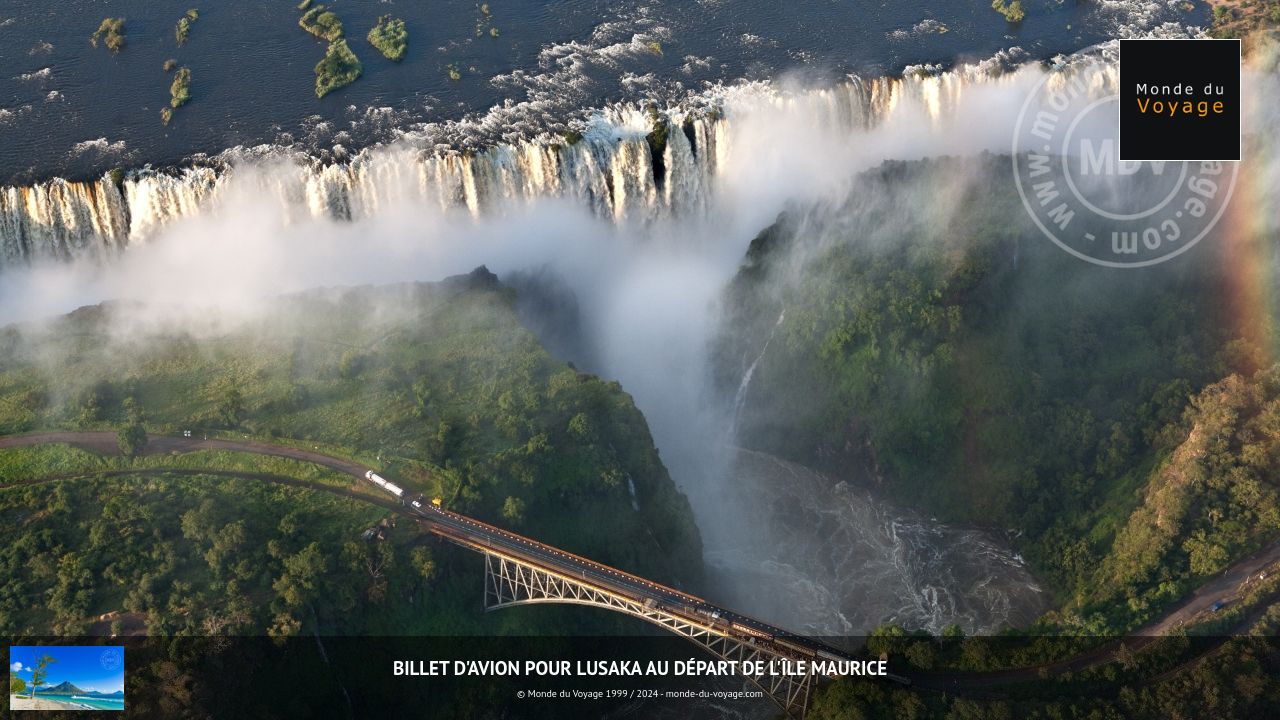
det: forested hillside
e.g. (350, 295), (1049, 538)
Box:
(0, 268), (702, 640)
(715, 155), (1277, 628)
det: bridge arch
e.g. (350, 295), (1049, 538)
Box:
(483, 551), (815, 719)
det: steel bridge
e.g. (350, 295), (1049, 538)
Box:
(409, 498), (885, 719)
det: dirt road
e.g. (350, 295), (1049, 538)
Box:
(0, 430), (368, 477)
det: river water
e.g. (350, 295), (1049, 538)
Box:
(707, 449), (1046, 636)
(0, 0), (1198, 184)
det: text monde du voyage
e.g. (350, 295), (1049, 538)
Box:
(393, 659), (891, 677)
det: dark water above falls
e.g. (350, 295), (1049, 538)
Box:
(0, 0), (1199, 183)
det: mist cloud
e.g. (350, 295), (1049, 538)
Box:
(1, 46), (1275, 633)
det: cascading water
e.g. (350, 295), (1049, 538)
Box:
(0, 53), (1130, 639)
(0, 106), (726, 264)
(0, 55), (1120, 267)
(729, 308), (784, 437)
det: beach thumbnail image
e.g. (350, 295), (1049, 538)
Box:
(8, 646), (124, 711)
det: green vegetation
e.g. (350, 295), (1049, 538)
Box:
(299, 5), (344, 42)
(368, 15), (408, 61)
(447, 63), (462, 81)
(117, 422), (147, 458)
(169, 67), (192, 108)
(645, 106), (670, 158)
(0, 472), (386, 636)
(314, 39), (362, 98)
(725, 158), (1280, 717)
(297, 0), (312, 10)
(9, 671), (24, 695)
(810, 616), (1280, 718)
(163, 58), (178, 72)
(1093, 369), (1280, 619)
(30, 654), (53, 699)
(163, 64), (192, 124)
(89, 18), (126, 53)
(296, 3), (361, 98)
(175, 9), (199, 46)
(0, 270), (702, 638)
(992, 0), (1026, 23)
(717, 156), (1278, 632)
(1208, 0), (1280, 38)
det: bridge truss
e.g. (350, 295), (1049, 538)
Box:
(482, 551), (815, 719)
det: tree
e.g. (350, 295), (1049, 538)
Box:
(9, 671), (25, 695)
(77, 381), (114, 426)
(904, 640), (936, 670)
(273, 543), (328, 608)
(338, 351), (362, 379)
(30, 653), (55, 699)
(217, 386), (244, 427)
(409, 546), (436, 584)
(118, 422), (148, 458)
(501, 496), (526, 525)
(568, 412), (593, 440)
(286, 384), (309, 411)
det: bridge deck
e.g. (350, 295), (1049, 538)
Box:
(410, 500), (850, 663)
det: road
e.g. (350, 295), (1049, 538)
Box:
(1138, 537), (1278, 636)
(907, 534), (1280, 691)
(0, 430), (368, 476)
(3, 430), (1279, 692)
(0, 431), (850, 667)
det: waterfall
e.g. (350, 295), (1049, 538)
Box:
(0, 56), (1120, 268)
(730, 309), (785, 438)
(0, 177), (130, 262)
(626, 476), (640, 512)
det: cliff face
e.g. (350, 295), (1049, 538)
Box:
(712, 155), (1270, 625)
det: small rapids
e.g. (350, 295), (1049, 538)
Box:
(701, 449), (1047, 637)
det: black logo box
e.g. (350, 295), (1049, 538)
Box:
(1119, 38), (1241, 162)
